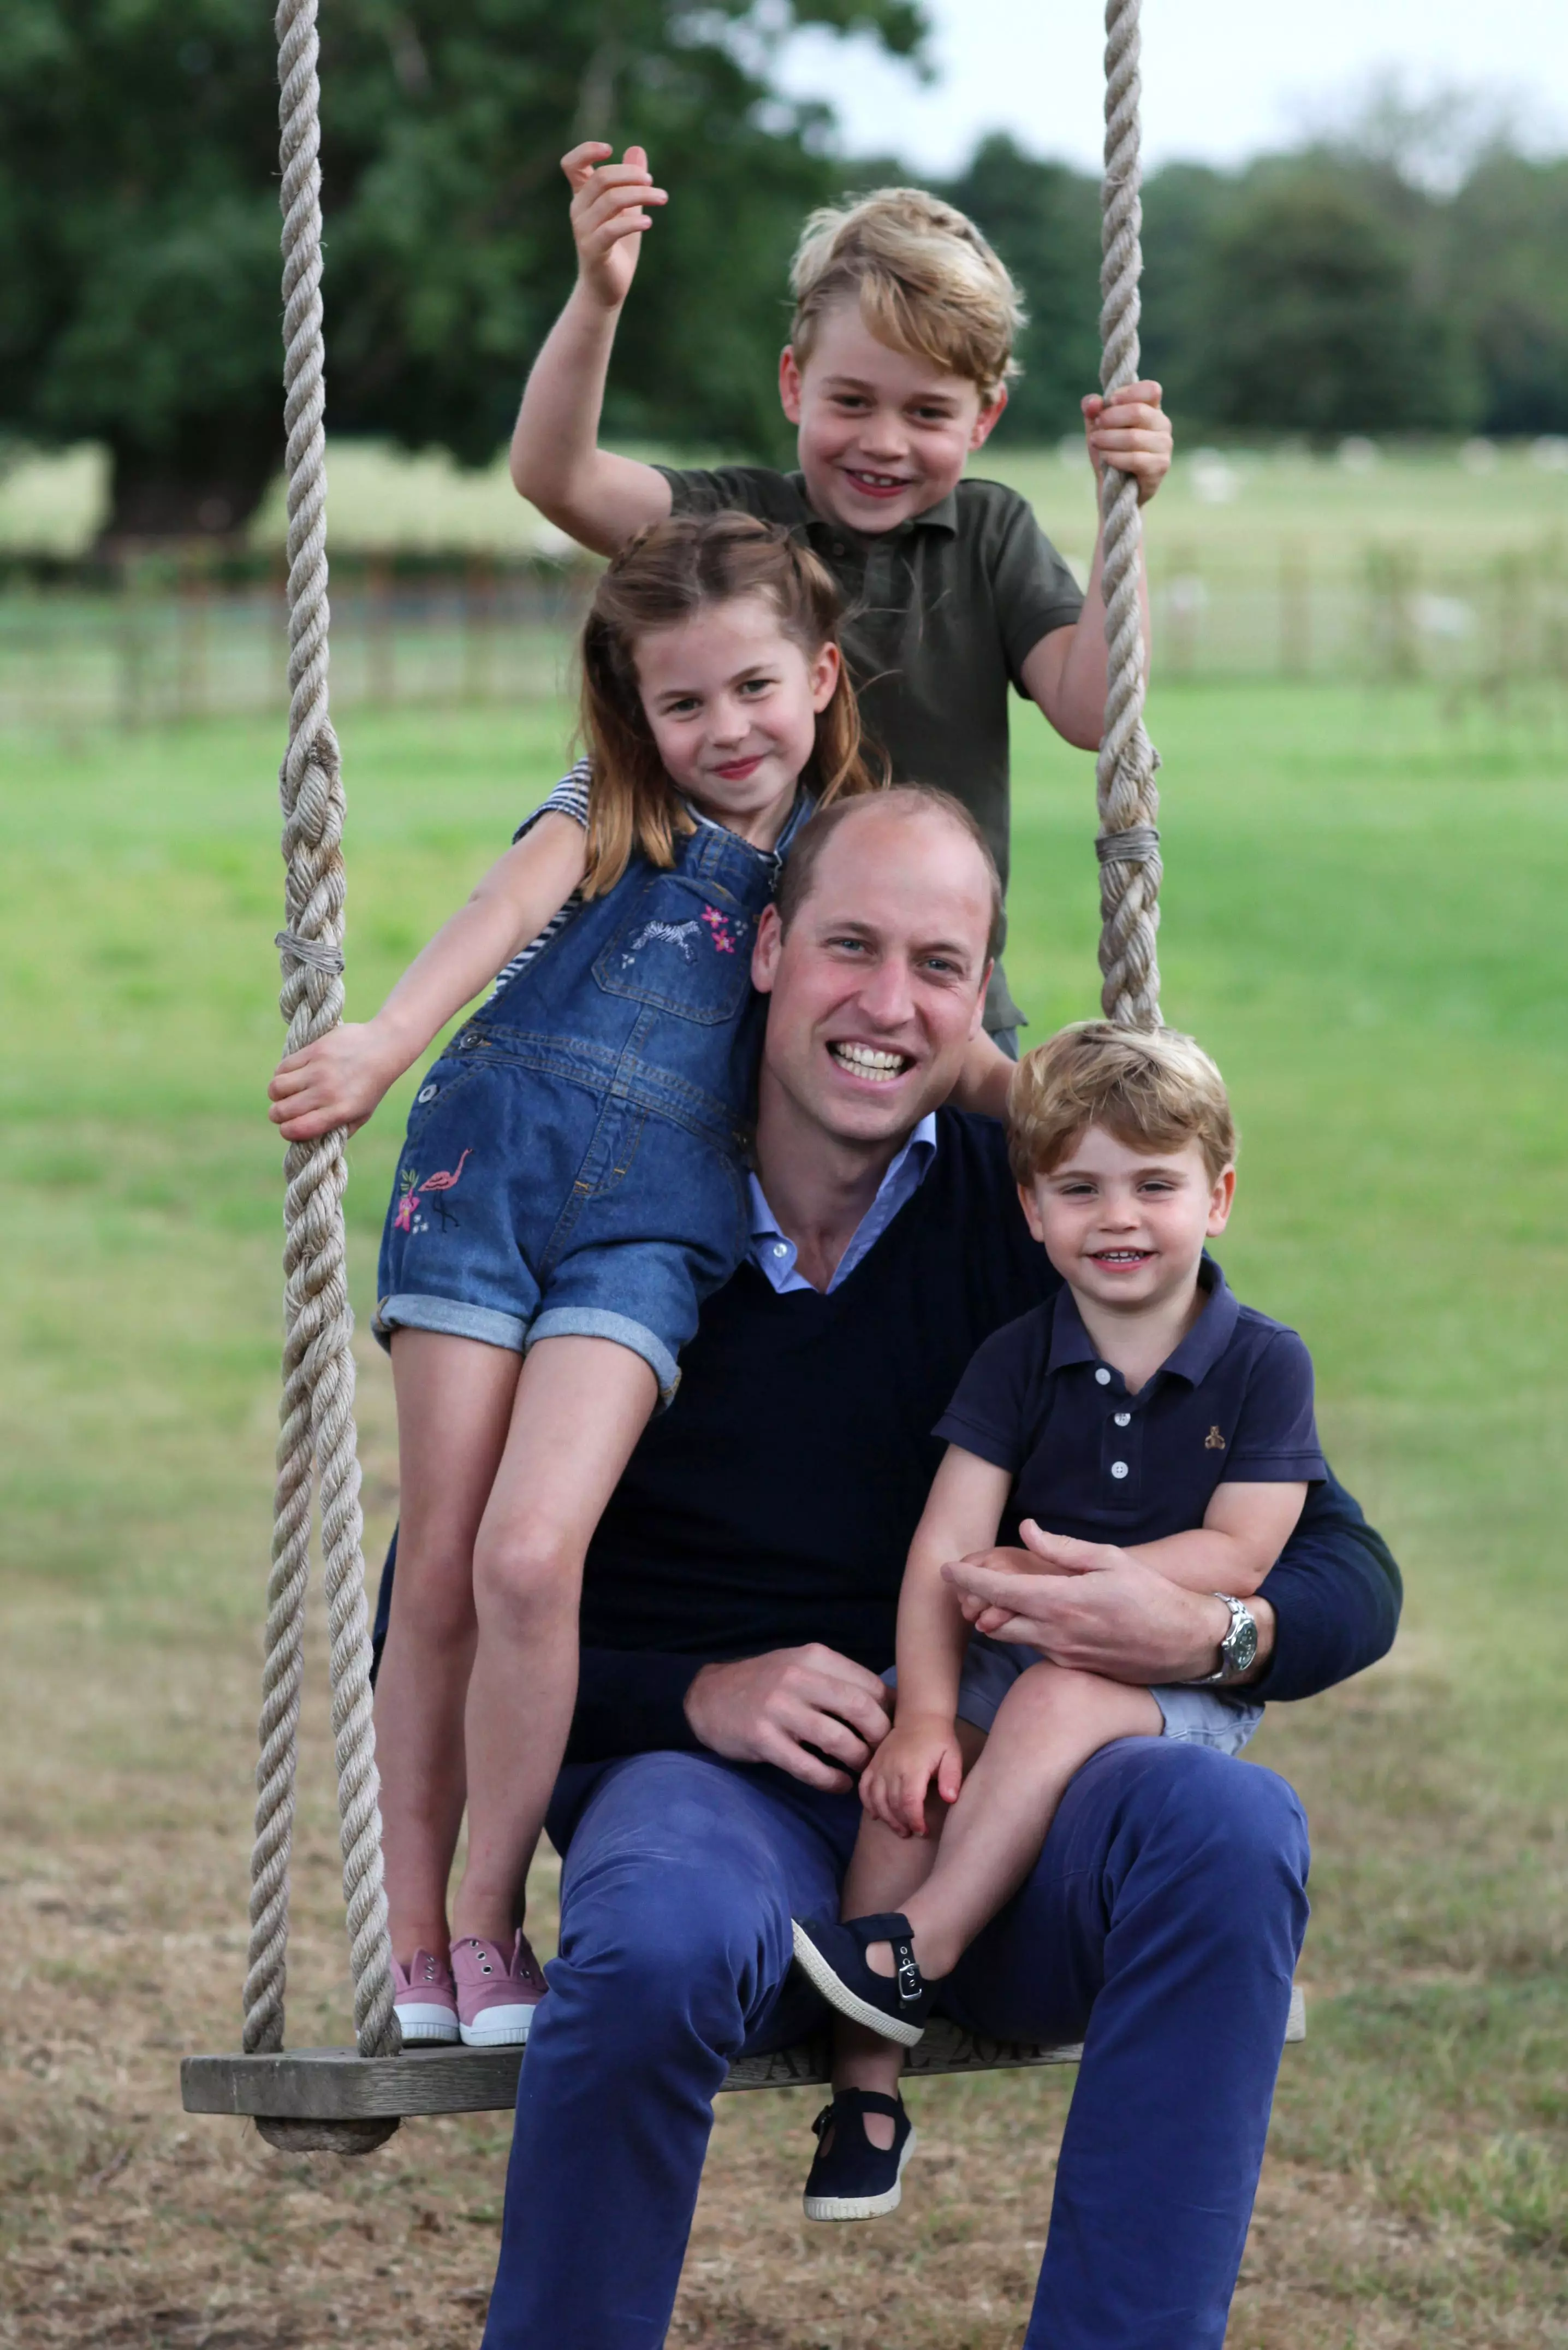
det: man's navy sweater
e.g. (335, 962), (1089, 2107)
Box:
(556, 1111), (1400, 1759)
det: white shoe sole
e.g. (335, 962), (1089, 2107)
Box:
(803, 2128), (918, 2223)
(790, 1920), (926, 2047)
(459, 2005), (540, 2047)
(395, 2003), (460, 2044)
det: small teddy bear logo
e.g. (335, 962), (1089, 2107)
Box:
(1204, 1425), (1226, 1450)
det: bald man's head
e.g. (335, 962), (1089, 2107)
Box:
(775, 786), (1004, 962)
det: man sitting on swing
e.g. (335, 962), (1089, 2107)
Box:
(377, 788), (1398, 2350)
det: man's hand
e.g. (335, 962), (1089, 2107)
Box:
(859, 1712), (964, 1838)
(1083, 380), (1172, 506)
(945, 1522), (1272, 1685)
(269, 1022), (405, 1141)
(683, 1645), (892, 1792)
(562, 141), (667, 311)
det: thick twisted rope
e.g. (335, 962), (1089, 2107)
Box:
(1095, 0), (1162, 1029)
(243, 0), (397, 2065)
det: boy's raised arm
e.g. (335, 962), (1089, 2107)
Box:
(510, 143), (674, 556)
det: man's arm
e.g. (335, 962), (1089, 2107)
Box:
(1246, 1469), (1401, 1701)
(943, 1466), (1400, 1700)
(570, 1642), (893, 1787)
(509, 142), (673, 553)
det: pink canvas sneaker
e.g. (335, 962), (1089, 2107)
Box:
(452, 1931), (549, 2047)
(392, 1947), (460, 2044)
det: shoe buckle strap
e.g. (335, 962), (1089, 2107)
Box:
(892, 1937), (922, 2005)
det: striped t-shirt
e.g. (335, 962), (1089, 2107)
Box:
(490, 760), (593, 997)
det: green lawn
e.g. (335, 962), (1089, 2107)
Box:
(2, 681), (1565, 2345)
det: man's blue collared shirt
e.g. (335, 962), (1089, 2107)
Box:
(748, 1113), (940, 1295)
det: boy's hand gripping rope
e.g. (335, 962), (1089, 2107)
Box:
(1095, 0), (1162, 1031)
(243, 0), (399, 2074)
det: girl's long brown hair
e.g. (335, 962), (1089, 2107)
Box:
(578, 511), (884, 898)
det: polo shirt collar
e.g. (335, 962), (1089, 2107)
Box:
(1046, 1256), (1238, 1387)
(793, 474), (960, 544)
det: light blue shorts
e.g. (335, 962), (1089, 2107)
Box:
(886, 1630), (1263, 1756)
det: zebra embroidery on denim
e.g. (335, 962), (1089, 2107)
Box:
(621, 917), (702, 967)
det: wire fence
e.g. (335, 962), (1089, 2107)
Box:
(2, 537), (1566, 733)
(0, 559), (589, 734)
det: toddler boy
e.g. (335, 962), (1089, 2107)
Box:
(788, 1021), (1326, 2220)
(510, 147), (1173, 1049)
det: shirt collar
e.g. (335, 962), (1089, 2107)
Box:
(793, 475), (960, 546)
(1047, 1256), (1238, 1387)
(748, 1111), (940, 1293)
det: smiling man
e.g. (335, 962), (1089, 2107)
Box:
(510, 156), (1172, 1045)
(447, 789), (1403, 2350)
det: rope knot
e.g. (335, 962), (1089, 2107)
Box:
(276, 928), (346, 976)
(1096, 823), (1161, 865)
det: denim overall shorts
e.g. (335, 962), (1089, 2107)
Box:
(375, 804), (803, 1402)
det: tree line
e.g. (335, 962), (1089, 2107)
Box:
(2, 1), (1563, 538)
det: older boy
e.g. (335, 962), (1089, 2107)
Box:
(510, 147), (1173, 1045)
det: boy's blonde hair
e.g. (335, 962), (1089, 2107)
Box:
(789, 188), (1024, 404)
(1007, 1023), (1238, 1186)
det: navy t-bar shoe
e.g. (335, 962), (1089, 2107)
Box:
(789, 1911), (937, 2046)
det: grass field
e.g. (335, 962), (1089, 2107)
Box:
(2, 680), (1566, 2347)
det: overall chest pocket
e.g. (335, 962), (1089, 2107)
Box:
(592, 872), (757, 1025)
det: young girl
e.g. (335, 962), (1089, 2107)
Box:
(269, 513), (882, 2046)
(789, 1024), (1325, 2218)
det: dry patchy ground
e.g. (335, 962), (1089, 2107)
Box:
(3, 1354), (1563, 2350)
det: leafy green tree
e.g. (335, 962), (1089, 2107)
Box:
(1178, 163), (1476, 437)
(0, 0), (924, 538)
(1447, 154), (1568, 434)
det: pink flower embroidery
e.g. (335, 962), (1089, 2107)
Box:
(702, 906), (737, 954)
(393, 1191), (417, 1233)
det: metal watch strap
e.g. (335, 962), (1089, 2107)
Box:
(1196, 1592), (1252, 1685)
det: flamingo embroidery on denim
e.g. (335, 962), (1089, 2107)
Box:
(396, 1148), (472, 1235)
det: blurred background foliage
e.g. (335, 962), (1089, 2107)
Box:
(2, 1), (1566, 537)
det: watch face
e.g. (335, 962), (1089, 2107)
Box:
(1227, 1614), (1260, 1676)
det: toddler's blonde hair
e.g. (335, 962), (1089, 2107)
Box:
(789, 188), (1024, 404)
(1008, 1023), (1238, 1187)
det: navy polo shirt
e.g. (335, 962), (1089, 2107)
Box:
(934, 1259), (1327, 1548)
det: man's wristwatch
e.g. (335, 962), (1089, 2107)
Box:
(1194, 1593), (1258, 1685)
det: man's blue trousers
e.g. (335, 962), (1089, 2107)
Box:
(481, 1736), (1309, 2349)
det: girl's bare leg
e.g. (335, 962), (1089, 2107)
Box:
(377, 1330), (522, 1965)
(453, 1334), (658, 1946)
(829, 1722), (988, 2146)
(890, 1664), (1162, 1981)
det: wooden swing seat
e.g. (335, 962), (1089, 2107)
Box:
(183, 1985), (1304, 2128)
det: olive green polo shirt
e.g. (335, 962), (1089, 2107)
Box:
(658, 465), (1085, 1033)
